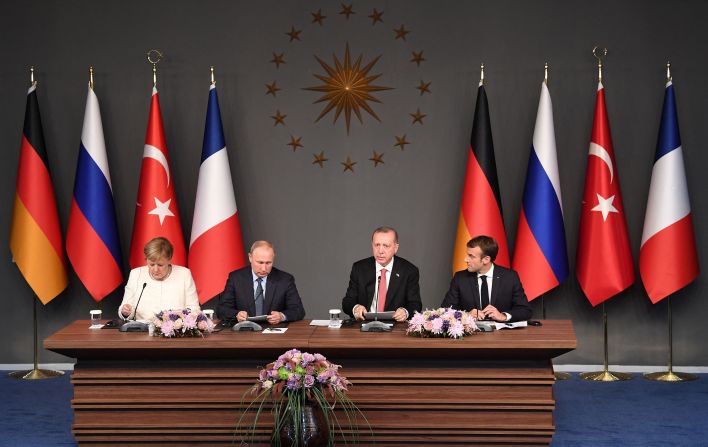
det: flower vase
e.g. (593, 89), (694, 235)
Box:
(278, 400), (329, 447)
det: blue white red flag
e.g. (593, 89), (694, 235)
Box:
(512, 82), (568, 300)
(66, 84), (123, 301)
(639, 79), (699, 303)
(188, 83), (246, 303)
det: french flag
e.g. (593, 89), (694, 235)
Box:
(66, 84), (123, 301)
(639, 78), (699, 303)
(512, 81), (568, 301)
(188, 82), (247, 304)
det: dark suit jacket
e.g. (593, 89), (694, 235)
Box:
(342, 256), (422, 318)
(441, 265), (532, 322)
(216, 267), (306, 322)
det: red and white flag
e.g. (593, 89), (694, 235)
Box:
(129, 87), (186, 267)
(576, 82), (634, 306)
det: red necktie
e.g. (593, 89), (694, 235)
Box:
(377, 269), (388, 312)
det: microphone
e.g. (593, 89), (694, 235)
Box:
(120, 282), (149, 332)
(131, 282), (148, 321)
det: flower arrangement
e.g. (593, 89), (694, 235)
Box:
(151, 309), (214, 338)
(237, 349), (370, 446)
(406, 307), (478, 339)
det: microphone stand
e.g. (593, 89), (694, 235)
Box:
(120, 283), (149, 332)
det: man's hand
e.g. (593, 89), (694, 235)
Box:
(267, 311), (284, 325)
(120, 303), (133, 318)
(353, 304), (366, 321)
(480, 305), (508, 322)
(393, 308), (408, 322)
(236, 311), (248, 322)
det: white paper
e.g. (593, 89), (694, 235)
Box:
(262, 327), (288, 334)
(309, 320), (332, 326)
(89, 324), (104, 330)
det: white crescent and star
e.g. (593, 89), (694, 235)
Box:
(589, 142), (614, 184)
(143, 144), (171, 187)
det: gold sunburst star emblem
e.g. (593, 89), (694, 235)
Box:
(369, 150), (385, 167)
(341, 156), (357, 172)
(304, 43), (393, 134)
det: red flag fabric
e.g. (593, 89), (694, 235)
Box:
(9, 84), (68, 304)
(129, 87), (186, 268)
(576, 82), (634, 306)
(452, 83), (509, 272)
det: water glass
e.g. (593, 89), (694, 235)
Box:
(328, 308), (341, 328)
(90, 309), (102, 327)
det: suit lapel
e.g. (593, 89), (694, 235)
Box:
(471, 272), (481, 309)
(365, 259), (377, 308)
(242, 270), (257, 315)
(385, 258), (402, 307)
(491, 266), (503, 305)
(264, 270), (276, 314)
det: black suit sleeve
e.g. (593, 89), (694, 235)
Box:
(280, 274), (306, 321)
(216, 273), (238, 320)
(402, 264), (423, 316)
(507, 271), (532, 322)
(342, 264), (363, 318)
(441, 273), (462, 309)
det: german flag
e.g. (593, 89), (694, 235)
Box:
(452, 82), (509, 273)
(9, 83), (68, 304)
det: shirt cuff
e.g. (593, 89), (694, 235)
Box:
(503, 312), (511, 321)
(280, 312), (288, 322)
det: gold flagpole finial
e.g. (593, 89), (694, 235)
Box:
(146, 49), (163, 87)
(592, 46), (608, 83)
(544, 62), (549, 85)
(30, 66), (36, 87)
(666, 62), (672, 82)
(210, 66), (215, 85)
(479, 63), (485, 86)
(89, 66), (94, 90)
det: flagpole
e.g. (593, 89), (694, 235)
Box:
(580, 302), (631, 381)
(9, 67), (63, 381)
(147, 49), (163, 87)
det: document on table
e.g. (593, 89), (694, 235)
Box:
(262, 327), (288, 334)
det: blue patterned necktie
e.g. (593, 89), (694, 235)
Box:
(255, 278), (264, 315)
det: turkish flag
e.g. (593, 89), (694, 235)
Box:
(129, 87), (186, 268)
(576, 82), (634, 306)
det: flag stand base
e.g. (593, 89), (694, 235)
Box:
(9, 368), (64, 380)
(8, 297), (64, 381)
(580, 370), (632, 381)
(644, 370), (697, 382)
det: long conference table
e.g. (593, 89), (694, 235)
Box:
(45, 319), (575, 446)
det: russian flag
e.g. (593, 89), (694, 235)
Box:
(66, 84), (123, 302)
(512, 82), (568, 300)
(188, 83), (247, 304)
(639, 78), (699, 303)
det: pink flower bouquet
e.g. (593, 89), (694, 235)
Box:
(151, 309), (214, 338)
(407, 307), (478, 339)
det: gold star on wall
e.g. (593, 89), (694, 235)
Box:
(287, 136), (303, 151)
(369, 150), (385, 166)
(369, 8), (384, 25)
(340, 3), (355, 19)
(410, 51), (425, 66)
(416, 80), (431, 95)
(394, 134), (410, 150)
(271, 110), (287, 126)
(270, 53), (286, 68)
(265, 81), (281, 97)
(341, 156), (357, 172)
(304, 43), (393, 134)
(410, 108), (426, 125)
(312, 151), (328, 168)
(311, 9), (326, 25)
(285, 26), (302, 42)
(393, 25), (410, 40)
